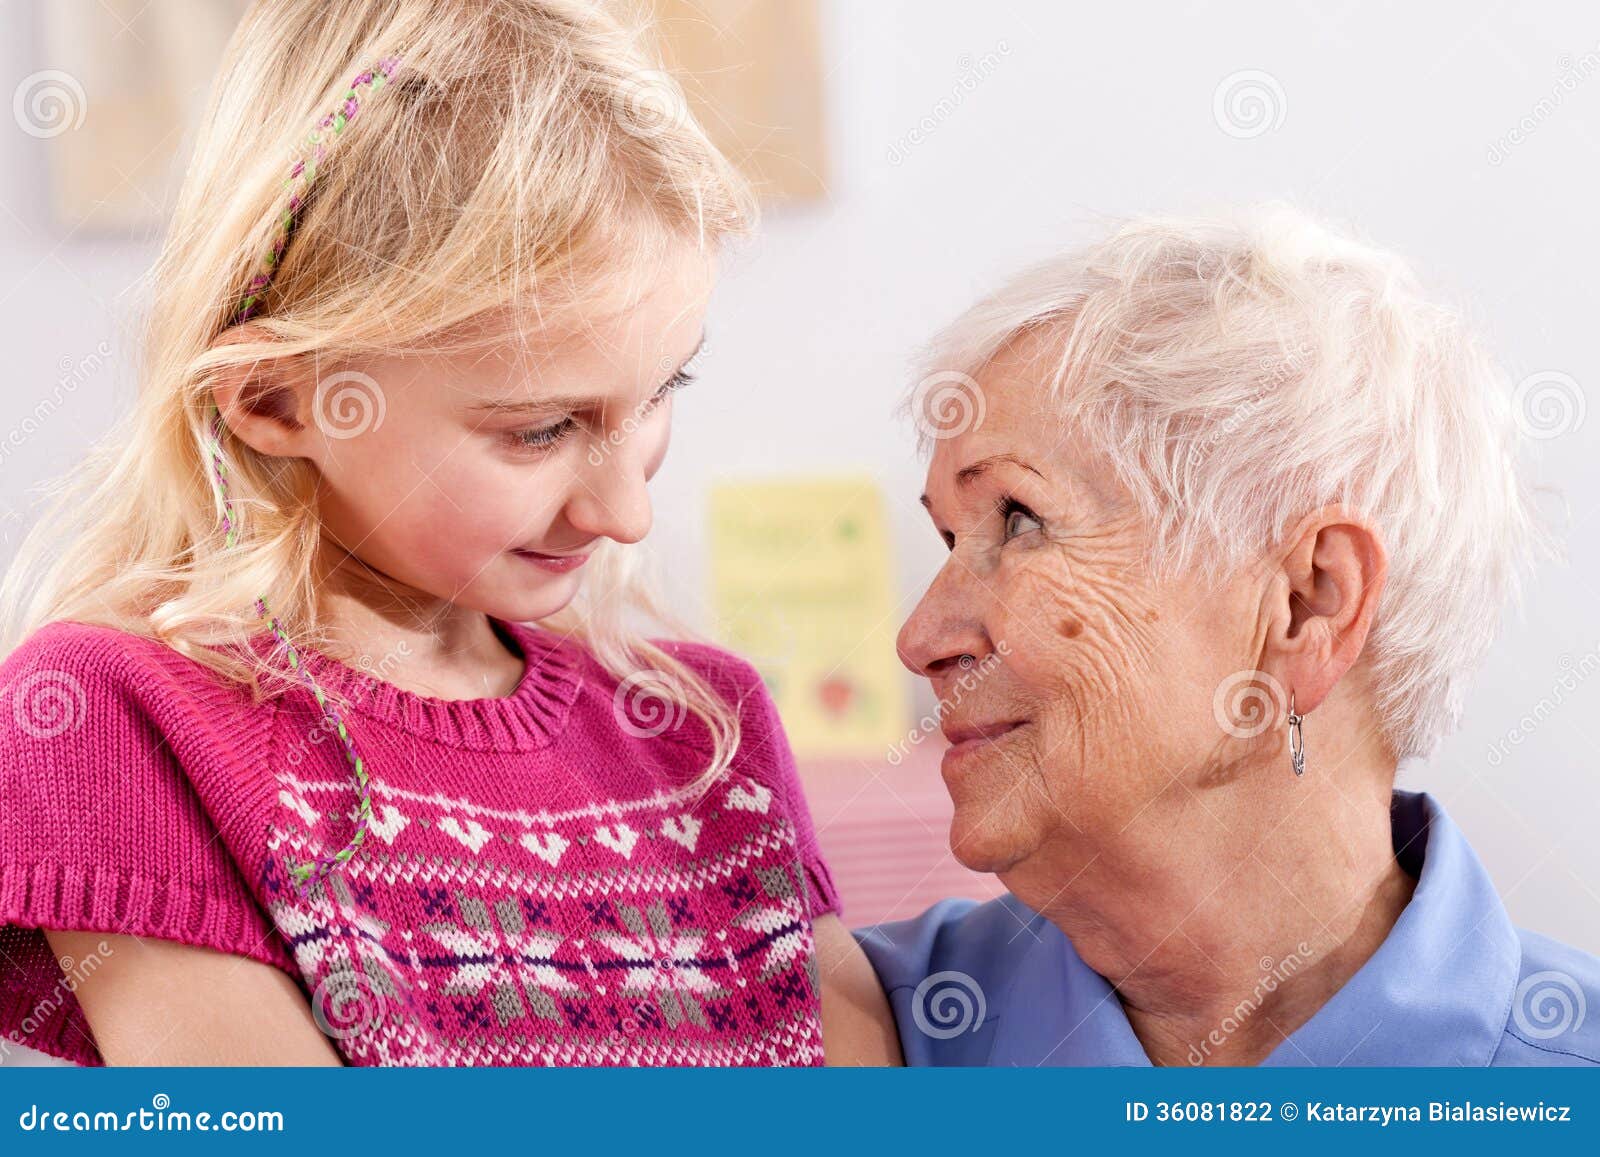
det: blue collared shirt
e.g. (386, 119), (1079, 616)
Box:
(854, 791), (1600, 1066)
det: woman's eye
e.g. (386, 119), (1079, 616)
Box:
(1003, 502), (1043, 540)
(509, 416), (576, 452)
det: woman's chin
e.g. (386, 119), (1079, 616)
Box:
(947, 808), (1033, 875)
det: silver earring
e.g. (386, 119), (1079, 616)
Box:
(1287, 691), (1306, 777)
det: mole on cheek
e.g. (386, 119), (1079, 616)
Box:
(1059, 617), (1083, 639)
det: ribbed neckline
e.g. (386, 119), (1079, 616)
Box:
(252, 618), (586, 752)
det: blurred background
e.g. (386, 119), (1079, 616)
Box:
(1, 0), (1597, 980)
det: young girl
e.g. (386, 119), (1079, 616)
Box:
(0, 0), (897, 1067)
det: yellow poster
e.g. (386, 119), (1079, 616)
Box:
(708, 476), (909, 757)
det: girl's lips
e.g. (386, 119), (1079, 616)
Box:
(511, 549), (591, 574)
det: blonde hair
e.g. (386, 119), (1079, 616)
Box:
(913, 204), (1553, 759)
(0, 0), (758, 782)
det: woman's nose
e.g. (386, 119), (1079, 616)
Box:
(897, 564), (989, 679)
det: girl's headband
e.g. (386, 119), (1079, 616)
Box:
(207, 54), (403, 895)
(233, 54), (402, 324)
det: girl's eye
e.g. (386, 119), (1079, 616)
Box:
(509, 416), (577, 452)
(1003, 501), (1043, 540)
(505, 369), (693, 454)
(646, 368), (695, 409)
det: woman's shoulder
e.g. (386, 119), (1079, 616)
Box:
(852, 893), (1045, 992)
(1497, 928), (1600, 1066)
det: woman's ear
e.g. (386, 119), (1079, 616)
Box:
(207, 326), (312, 459)
(1264, 505), (1388, 715)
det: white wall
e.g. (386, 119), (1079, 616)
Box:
(3, 0), (1599, 962)
(686, 0), (1600, 955)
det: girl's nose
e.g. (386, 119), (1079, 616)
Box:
(568, 453), (653, 545)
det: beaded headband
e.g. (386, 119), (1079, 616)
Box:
(204, 55), (402, 895)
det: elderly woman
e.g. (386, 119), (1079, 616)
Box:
(857, 207), (1600, 1067)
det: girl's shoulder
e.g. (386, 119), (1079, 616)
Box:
(0, 617), (281, 869)
(0, 618), (244, 727)
(5, 616), (212, 673)
(4, 616), (156, 665)
(0, 620), (274, 802)
(0, 621), (293, 1067)
(547, 628), (778, 738)
(3, 619), (176, 711)
(651, 637), (770, 700)
(648, 637), (788, 746)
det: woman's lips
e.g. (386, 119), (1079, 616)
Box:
(941, 720), (1027, 761)
(511, 548), (591, 574)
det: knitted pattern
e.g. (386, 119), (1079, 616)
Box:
(0, 619), (839, 1066)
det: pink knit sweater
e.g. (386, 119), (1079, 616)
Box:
(0, 618), (840, 1066)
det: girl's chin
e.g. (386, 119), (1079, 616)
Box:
(501, 567), (586, 622)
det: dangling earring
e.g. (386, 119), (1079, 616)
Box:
(1287, 691), (1306, 777)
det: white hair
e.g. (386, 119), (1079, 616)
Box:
(913, 204), (1553, 759)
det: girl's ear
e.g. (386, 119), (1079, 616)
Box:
(207, 326), (312, 458)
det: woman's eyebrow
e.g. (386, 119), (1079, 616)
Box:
(955, 453), (1044, 486)
(919, 454), (1045, 509)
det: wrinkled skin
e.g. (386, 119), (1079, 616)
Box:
(898, 328), (1408, 1065)
(898, 329), (1269, 879)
